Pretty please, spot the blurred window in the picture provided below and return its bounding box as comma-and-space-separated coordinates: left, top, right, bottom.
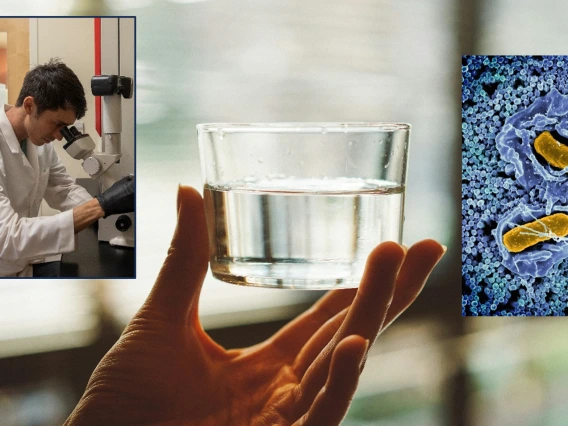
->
109, 0, 458, 331
0, 281, 100, 358
0, 0, 456, 353
0, 0, 460, 425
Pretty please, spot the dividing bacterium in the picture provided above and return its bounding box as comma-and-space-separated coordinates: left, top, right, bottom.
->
503, 212, 568, 252
493, 203, 568, 278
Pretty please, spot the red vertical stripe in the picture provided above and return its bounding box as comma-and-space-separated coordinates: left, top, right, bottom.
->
94, 18, 102, 136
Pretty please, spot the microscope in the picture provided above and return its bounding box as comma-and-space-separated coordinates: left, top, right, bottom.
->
61, 74, 134, 248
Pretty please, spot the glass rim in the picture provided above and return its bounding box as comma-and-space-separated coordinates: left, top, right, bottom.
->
197, 122, 411, 133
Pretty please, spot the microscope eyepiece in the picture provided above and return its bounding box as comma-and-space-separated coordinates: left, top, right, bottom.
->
60, 126, 74, 142
62, 126, 89, 150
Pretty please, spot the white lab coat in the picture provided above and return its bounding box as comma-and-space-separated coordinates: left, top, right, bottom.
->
0, 104, 93, 277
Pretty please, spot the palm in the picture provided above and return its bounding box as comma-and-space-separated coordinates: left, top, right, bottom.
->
66, 187, 445, 426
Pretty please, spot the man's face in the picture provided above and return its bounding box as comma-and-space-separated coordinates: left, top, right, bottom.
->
23, 98, 76, 146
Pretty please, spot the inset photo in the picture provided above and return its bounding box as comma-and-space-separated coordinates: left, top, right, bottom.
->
462, 55, 568, 315
0, 17, 135, 278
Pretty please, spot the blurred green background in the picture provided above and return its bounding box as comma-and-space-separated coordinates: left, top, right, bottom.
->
1, 0, 567, 425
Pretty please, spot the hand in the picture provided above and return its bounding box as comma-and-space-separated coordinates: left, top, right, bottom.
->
65, 185, 445, 426
96, 175, 135, 218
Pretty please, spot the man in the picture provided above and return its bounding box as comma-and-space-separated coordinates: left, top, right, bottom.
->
0, 59, 134, 277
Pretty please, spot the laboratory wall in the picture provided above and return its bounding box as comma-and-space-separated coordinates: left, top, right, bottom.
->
31, 17, 98, 182
0, 18, 29, 105
117, 18, 134, 176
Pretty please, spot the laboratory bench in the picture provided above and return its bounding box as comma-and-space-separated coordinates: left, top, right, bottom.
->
60, 177, 135, 278
61, 223, 135, 278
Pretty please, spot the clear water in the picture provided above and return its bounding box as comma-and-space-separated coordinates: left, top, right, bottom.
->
203, 177, 404, 289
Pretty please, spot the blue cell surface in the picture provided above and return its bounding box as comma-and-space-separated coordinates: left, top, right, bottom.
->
462, 55, 568, 316
496, 88, 568, 213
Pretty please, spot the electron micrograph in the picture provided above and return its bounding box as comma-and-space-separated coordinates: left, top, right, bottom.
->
462, 55, 568, 316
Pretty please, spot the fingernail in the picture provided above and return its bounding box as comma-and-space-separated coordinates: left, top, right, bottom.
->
441, 245, 448, 254
401, 244, 408, 254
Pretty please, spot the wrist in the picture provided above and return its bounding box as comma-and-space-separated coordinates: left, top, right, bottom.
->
95, 195, 108, 218
93, 197, 106, 219
73, 198, 106, 233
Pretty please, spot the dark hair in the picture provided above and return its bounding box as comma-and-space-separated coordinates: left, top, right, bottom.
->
15, 58, 87, 119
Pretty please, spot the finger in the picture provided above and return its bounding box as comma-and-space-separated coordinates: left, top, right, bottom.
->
293, 335, 368, 426
296, 242, 404, 402
293, 240, 445, 377
137, 185, 209, 325
333, 241, 405, 344
291, 307, 349, 375
269, 288, 357, 359
291, 242, 429, 375
383, 239, 446, 327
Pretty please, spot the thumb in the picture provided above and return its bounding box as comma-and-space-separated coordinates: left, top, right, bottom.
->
139, 185, 210, 325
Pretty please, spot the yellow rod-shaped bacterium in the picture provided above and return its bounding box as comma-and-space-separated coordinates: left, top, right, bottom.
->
534, 131, 568, 169
503, 213, 568, 253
